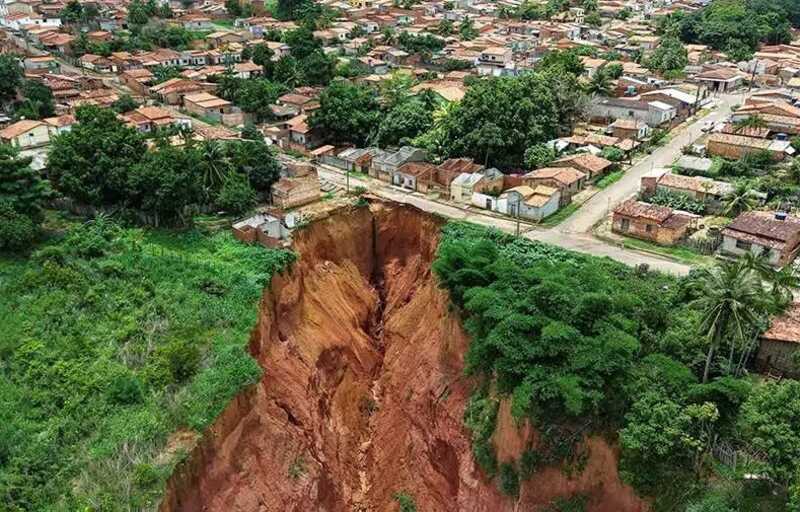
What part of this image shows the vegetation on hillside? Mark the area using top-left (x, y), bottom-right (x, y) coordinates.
top-left (0, 216), bottom-right (294, 510)
top-left (434, 221), bottom-right (799, 510)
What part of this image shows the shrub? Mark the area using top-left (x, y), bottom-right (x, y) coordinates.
top-left (499, 461), bottom-right (520, 496)
top-left (216, 172), bottom-right (256, 215)
top-left (393, 491), bottom-right (417, 512)
top-left (647, 189), bottom-right (705, 215)
top-left (0, 200), bottom-right (37, 251)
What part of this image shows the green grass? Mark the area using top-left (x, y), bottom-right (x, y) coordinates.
top-left (540, 202), bottom-right (580, 227)
top-left (0, 217), bottom-right (294, 510)
top-left (621, 237), bottom-right (713, 265)
top-left (595, 170), bottom-right (624, 189)
top-left (212, 19), bottom-right (235, 28)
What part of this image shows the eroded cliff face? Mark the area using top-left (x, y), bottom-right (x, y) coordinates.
top-left (160, 203), bottom-right (648, 512)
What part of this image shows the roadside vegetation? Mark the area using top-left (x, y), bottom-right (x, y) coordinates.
top-left (434, 221), bottom-right (800, 511)
top-left (0, 215), bottom-right (294, 509)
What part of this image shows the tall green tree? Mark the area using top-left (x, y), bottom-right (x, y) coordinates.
top-left (689, 261), bottom-right (765, 382)
top-left (0, 55), bottom-right (22, 105)
top-left (48, 106), bottom-right (147, 206)
top-left (310, 81), bottom-right (381, 146)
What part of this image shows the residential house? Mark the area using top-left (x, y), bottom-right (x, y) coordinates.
top-left (756, 302), bottom-right (800, 378)
top-left (285, 115), bottom-right (322, 153)
top-left (498, 185), bottom-right (561, 221)
top-left (450, 172), bottom-right (484, 203)
top-left (183, 92), bottom-right (233, 119)
top-left (706, 133), bottom-right (794, 161)
top-left (589, 97), bottom-right (676, 127)
top-left (271, 172), bottom-right (321, 209)
top-left (522, 166), bottom-right (587, 205)
top-left (612, 199), bottom-right (697, 246)
top-left (640, 170), bottom-right (733, 214)
top-left (477, 46), bottom-right (514, 76)
top-left (721, 211), bottom-right (800, 267)
top-left (641, 88), bottom-right (700, 119)
top-left (609, 119), bottom-right (651, 141)
top-left (694, 67), bottom-right (743, 93)
top-left (43, 114), bottom-right (75, 136)
top-left (120, 68), bottom-right (155, 95)
top-left (435, 157), bottom-right (484, 187)
top-left (371, 146), bottom-right (427, 181)
top-left (552, 153), bottom-right (613, 180)
top-left (232, 212), bottom-right (292, 248)
top-left (23, 56), bottom-right (58, 73)
top-left (0, 120), bottom-right (50, 149)
top-left (150, 78), bottom-right (208, 105)
top-left (393, 161), bottom-right (437, 191)
top-left (121, 106), bottom-right (191, 133)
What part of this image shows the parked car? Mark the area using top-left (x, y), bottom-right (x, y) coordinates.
top-left (701, 120), bottom-right (715, 132)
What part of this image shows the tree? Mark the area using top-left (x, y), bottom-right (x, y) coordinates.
top-left (48, 106), bottom-right (147, 206)
top-left (225, 139), bottom-right (281, 193)
top-left (721, 183), bottom-right (757, 217)
top-left (586, 70), bottom-right (613, 96)
top-left (0, 55), bottom-right (22, 105)
top-left (216, 172), bottom-right (256, 214)
top-left (111, 94), bottom-right (140, 113)
top-left (15, 80), bottom-right (55, 120)
top-left (732, 115), bottom-right (767, 134)
top-left (127, 0), bottom-right (151, 28)
top-left (645, 36), bottom-right (688, 75)
top-left (738, 380), bottom-right (800, 484)
top-left (225, 0), bottom-right (243, 16)
top-left (523, 143), bottom-right (555, 169)
top-left (603, 62), bottom-right (623, 79)
top-left (689, 261), bottom-right (765, 382)
top-left (536, 50), bottom-right (585, 76)
top-left (428, 71), bottom-right (583, 168)
top-left (374, 98), bottom-right (435, 147)
top-left (436, 19), bottom-right (454, 36)
top-left (310, 81), bottom-right (381, 146)
top-left (0, 144), bottom-right (50, 250)
top-left (459, 18), bottom-right (478, 40)
top-left (0, 144), bottom-right (49, 223)
top-left (379, 71), bottom-right (415, 109)
top-left (152, 64), bottom-right (182, 84)
top-left (233, 79), bottom-right (286, 122)
top-left (251, 43), bottom-right (276, 77)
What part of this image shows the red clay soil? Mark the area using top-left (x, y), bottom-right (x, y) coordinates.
top-left (159, 202), bottom-right (649, 512)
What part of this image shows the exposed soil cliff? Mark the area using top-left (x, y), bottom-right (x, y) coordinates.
top-left (160, 203), bottom-right (648, 512)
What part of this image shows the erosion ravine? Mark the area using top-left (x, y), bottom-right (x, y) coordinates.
top-left (159, 202), bottom-right (648, 512)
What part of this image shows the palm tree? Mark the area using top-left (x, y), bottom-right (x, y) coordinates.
top-left (770, 264), bottom-right (799, 308)
top-left (733, 115), bottom-right (767, 134)
top-left (691, 261), bottom-right (765, 382)
top-left (722, 183), bottom-right (758, 217)
top-left (586, 71), bottom-right (613, 97)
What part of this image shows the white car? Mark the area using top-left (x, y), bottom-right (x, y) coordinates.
top-left (700, 120), bottom-right (715, 132)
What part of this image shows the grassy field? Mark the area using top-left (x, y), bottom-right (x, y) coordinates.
top-left (621, 237), bottom-right (714, 266)
top-left (0, 215), bottom-right (293, 510)
top-left (539, 203), bottom-right (580, 227)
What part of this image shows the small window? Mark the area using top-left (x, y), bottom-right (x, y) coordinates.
top-left (620, 218), bottom-right (630, 232)
top-left (646, 224), bottom-right (653, 233)
top-left (735, 239), bottom-right (751, 251)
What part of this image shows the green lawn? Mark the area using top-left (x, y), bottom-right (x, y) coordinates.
top-left (0, 217), bottom-right (293, 510)
top-left (212, 19), bottom-right (235, 28)
top-left (539, 202), bottom-right (580, 227)
top-left (621, 237), bottom-right (713, 266)
top-left (595, 170), bottom-right (624, 189)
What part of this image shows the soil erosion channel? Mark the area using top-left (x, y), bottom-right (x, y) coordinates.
top-left (160, 203), bottom-right (646, 512)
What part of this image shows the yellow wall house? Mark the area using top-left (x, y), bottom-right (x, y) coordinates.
top-left (0, 120), bottom-right (51, 149)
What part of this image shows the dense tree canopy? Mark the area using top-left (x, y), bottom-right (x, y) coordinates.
top-left (424, 70), bottom-right (584, 168)
top-left (47, 106), bottom-right (281, 224)
top-left (0, 144), bottom-right (50, 250)
top-left (310, 80), bottom-right (381, 146)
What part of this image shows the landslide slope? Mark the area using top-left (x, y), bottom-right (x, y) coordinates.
top-left (161, 203), bottom-right (645, 512)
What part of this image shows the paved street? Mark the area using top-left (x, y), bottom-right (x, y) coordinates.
top-left (315, 96), bottom-right (746, 276)
top-left (556, 93), bottom-right (741, 235)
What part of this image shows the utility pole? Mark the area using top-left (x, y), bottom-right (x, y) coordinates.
top-left (346, 167), bottom-right (350, 194)
top-left (515, 200), bottom-right (521, 236)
